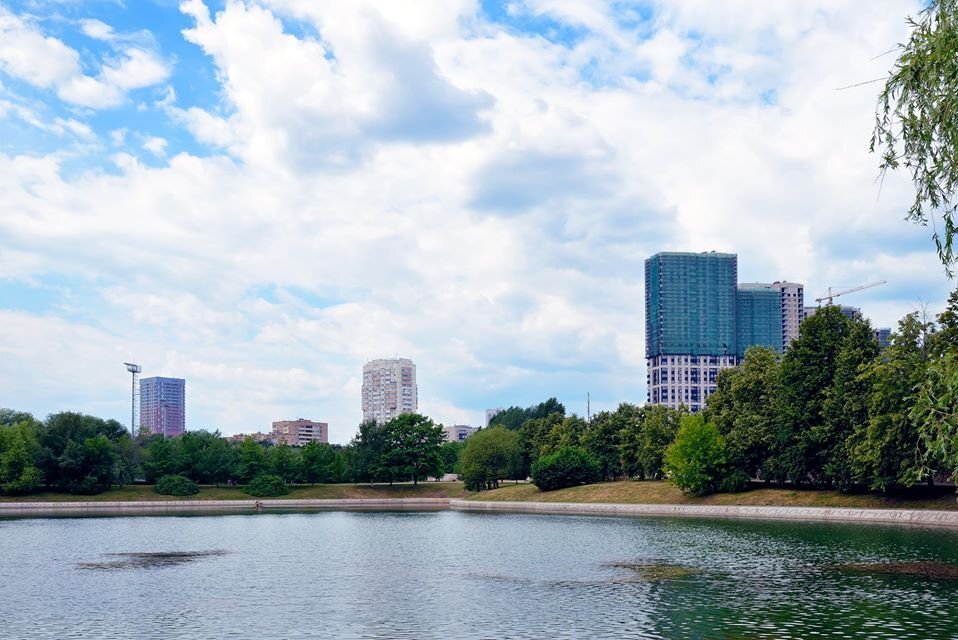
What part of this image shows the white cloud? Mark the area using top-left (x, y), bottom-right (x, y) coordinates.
top-left (141, 135), bottom-right (168, 156)
top-left (0, 8), bottom-right (170, 109)
top-left (0, 0), bottom-right (950, 439)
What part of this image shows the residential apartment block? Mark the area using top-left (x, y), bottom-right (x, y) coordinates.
top-left (361, 358), bottom-right (418, 423)
top-left (443, 425), bottom-right (477, 442)
top-left (645, 252), bottom-right (803, 413)
top-left (140, 376), bottom-right (186, 437)
top-left (271, 419), bottom-right (329, 446)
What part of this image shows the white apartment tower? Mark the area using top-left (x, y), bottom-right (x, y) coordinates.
top-left (362, 358), bottom-right (418, 423)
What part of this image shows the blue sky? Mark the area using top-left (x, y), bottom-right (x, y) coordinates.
top-left (0, 0), bottom-right (948, 442)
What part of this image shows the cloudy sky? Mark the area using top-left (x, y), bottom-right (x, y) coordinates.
top-left (0, 0), bottom-right (949, 442)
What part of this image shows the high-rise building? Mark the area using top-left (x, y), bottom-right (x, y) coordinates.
top-left (140, 376), bottom-right (186, 437)
top-left (271, 419), bottom-right (328, 446)
top-left (735, 286), bottom-right (783, 358)
top-left (646, 252), bottom-right (804, 412)
top-left (362, 358), bottom-right (418, 423)
top-left (645, 252), bottom-right (738, 412)
top-left (741, 281), bottom-right (804, 351)
top-left (485, 407), bottom-right (504, 427)
top-left (874, 327), bottom-right (892, 348)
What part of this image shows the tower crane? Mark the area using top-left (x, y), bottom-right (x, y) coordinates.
top-left (815, 280), bottom-right (887, 305)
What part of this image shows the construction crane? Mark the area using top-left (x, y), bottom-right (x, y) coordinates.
top-left (815, 280), bottom-right (887, 305)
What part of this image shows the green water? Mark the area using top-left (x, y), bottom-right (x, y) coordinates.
top-left (1, 511), bottom-right (956, 639)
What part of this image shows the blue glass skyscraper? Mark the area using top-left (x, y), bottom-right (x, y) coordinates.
top-left (645, 252), bottom-right (797, 412)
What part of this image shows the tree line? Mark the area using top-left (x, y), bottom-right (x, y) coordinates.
top-left (0, 409), bottom-right (451, 495)
top-left (4, 288), bottom-right (958, 497)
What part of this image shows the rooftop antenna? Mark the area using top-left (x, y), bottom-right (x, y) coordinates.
top-left (124, 362), bottom-right (141, 438)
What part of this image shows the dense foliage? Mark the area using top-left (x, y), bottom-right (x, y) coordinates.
top-left (5, 286), bottom-right (958, 499)
top-left (459, 427), bottom-right (520, 491)
top-left (531, 446), bottom-right (601, 491)
top-left (154, 474), bottom-right (199, 496)
top-left (243, 474), bottom-right (290, 497)
top-left (664, 415), bottom-right (745, 496)
top-left (874, 0), bottom-right (958, 273)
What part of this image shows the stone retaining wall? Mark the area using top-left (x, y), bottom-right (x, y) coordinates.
top-left (0, 497), bottom-right (450, 516)
top-left (448, 499), bottom-right (958, 528)
top-left (3, 497), bottom-right (958, 528)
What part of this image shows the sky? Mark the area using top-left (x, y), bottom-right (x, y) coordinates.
top-left (0, 0), bottom-right (950, 443)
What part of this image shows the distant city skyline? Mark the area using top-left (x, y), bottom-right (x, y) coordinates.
top-left (0, 0), bottom-right (949, 443)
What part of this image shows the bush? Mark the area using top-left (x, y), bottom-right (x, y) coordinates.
top-left (531, 446), bottom-right (601, 491)
top-left (243, 473), bottom-right (289, 497)
top-left (664, 415), bottom-right (734, 496)
top-left (154, 474), bottom-right (199, 496)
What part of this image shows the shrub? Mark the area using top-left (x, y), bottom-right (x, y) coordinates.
top-left (243, 473), bottom-right (289, 497)
top-left (155, 474), bottom-right (199, 496)
top-left (664, 414), bottom-right (733, 496)
top-left (531, 446), bottom-right (601, 491)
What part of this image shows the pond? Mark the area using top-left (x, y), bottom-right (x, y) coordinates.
top-left (1, 510), bottom-right (956, 639)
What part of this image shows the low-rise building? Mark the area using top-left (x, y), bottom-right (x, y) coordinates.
top-left (272, 419), bottom-right (329, 446)
top-left (443, 425), bottom-right (477, 443)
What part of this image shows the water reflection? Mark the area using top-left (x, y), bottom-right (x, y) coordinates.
top-left (0, 511), bottom-right (956, 639)
top-left (78, 550), bottom-right (228, 570)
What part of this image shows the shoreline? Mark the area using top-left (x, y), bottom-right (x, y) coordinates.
top-left (3, 497), bottom-right (958, 528)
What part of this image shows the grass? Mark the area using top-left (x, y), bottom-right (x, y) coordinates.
top-left (4, 480), bottom-right (955, 510)
top-left (466, 480), bottom-right (958, 510)
top-left (0, 482), bottom-right (470, 502)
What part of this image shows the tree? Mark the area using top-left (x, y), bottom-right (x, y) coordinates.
top-left (706, 347), bottom-right (780, 481)
top-left (663, 414), bottom-right (737, 497)
top-left (440, 441), bottom-right (464, 476)
top-left (268, 444), bottom-right (298, 484)
top-left (350, 420), bottom-right (386, 484)
top-left (582, 407), bottom-right (628, 481)
top-left (378, 414), bottom-right (445, 485)
top-left (488, 398), bottom-right (566, 430)
top-left (58, 435), bottom-right (117, 494)
top-left (142, 435), bottom-right (183, 482)
top-left (855, 313), bottom-right (935, 491)
top-left (768, 306), bottom-right (850, 483)
top-left (817, 318), bottom-right (881, 490)
top-left (236, 437), bottom-right (269, 483)
top-left (517, 412), bottom-right (564, 477)
top-left (299, 442), bottom-right (337, 484)
top-left (873, 0), bottom-right (958, 274)
top-left (541, 415), bottom-right (587, 458)
top-left (530, 446), bottom-right (600, 491)
top-left (459, 427), bottom-right (520, 491)
top-left (0, 422), bottom-right (43, 495)
top-left (912, 351), bottom-right (958, 485)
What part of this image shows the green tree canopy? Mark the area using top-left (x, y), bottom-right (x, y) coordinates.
top-left (874, 0), bottom-right (958, 273)
top-left (459, 427), bottom-right (521, 491)
top-left (378, 413), bottom-right (446, 485)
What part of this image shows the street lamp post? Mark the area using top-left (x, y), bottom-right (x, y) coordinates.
top-left (123, 362), bottom-right (141, 438)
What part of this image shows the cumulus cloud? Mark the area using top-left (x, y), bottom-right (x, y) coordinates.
top-left (0, 0), bottom-right (948, 440)
top-left (0, 8), bottom-right (170, 108)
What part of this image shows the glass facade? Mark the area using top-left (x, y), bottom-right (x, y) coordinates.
top-left (735, 287), bottom-right (784, 358)
top-left (645, 252), bottom-right (738, 357)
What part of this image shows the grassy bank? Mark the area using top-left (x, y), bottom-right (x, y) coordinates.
top-left (467, 481), bottom-right (958, 511)
top-left (0, 482), bottom-right (469, 502)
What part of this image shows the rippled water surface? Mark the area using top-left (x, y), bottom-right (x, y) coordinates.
top-left (2, 510), bottom-right (957, 639)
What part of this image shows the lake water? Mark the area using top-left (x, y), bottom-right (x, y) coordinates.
top-left (1, 510), bottom-right (957, 639)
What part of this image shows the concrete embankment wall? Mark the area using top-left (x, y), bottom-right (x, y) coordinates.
top-left (448, 499), bottom-right (958, 528)
top-left (0, 497), bottom-right (450, 516)
top-left (3, 497), bottom-right (958, 528)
